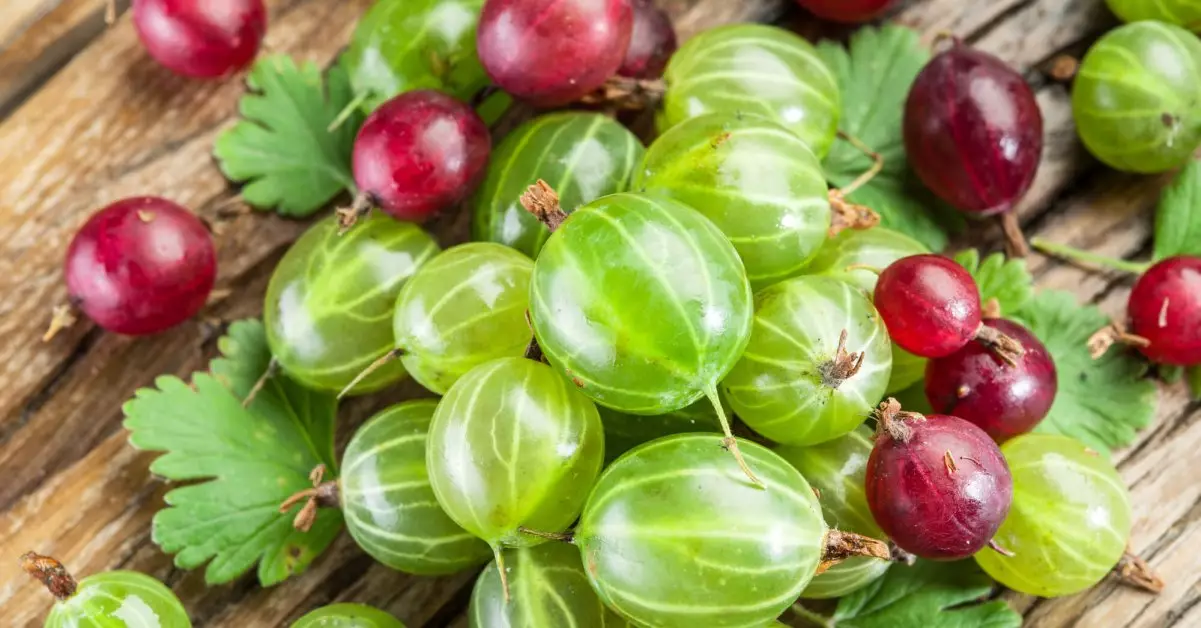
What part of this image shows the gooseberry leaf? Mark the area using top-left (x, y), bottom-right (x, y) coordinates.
top-left (1011, 290), bottom-right (1156, 454)
top-left (1153, 157), bottom-right (1201, 259)
top-left (818, 25), bottom-right (958, 252)
top-left (954, 249), bottom-right (1034, 316)
top-left (829, 560), bottom-right (1020, 627)
top-left (214, 55), bottom-right (361, 217)
top-left (123, 319), bottom-right (342, 586)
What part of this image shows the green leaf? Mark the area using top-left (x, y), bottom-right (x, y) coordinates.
top-left (1188, 366), bottom-right (1201, 400)
top-left (1012, 290), bottom-right (1156, 454)
top-left (829, 560), bottom-right (1020, 628)
top-left (1153, 157), bottom-right (1201, 259)
top-left (123, 320), bottom-right (342, 586)
top-left (214, 55), bottom-right (360, 217)
top-left (818, 25), bottom-right (958, 251)
top-left (954, 249), bottom-right (1034, 316)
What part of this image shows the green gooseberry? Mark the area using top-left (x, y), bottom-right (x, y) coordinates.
top-left (777, 427), bottom-right (891, 599)
top-left (426, 357), bottom-right (605, 577)
top-left (264, 212), bottom-right (438, 395)
top-left (472, 112), bottom-right (644, 259)
top-left (469, 542), bottom-right (633, 627)
top-left (341, 0), bottom-right (489, 112)
top-left (660, 24), bottom-right (841, 158)
top-left (292, 603), bottom-right (404, 628)
top-left (1106, 0), bottom-right (1201, 32)
top-left (340, 400), bottom-right (492, 575)
top-left (598, 399), bottom-right (722, 465)
top-left (389, 242), bottom-right (533, 395)
top-left (575, 434), bottom-right (888, 628)
top-left (21, 552), bottom-right (191, 628)
top-left (529, 191), bottom-right (757, 479)
top-left (1072, 21), bottom-right (1201, 173)
top-left (636, 113), bottom-right (831, 290)
top-left (722, 276), bottom-right (892, 446)
top-left (975, 434), bottom-right (1132, 597)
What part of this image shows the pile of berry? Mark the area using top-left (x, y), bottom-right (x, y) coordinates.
top-left (24, 0), bottom-right (1201, 626)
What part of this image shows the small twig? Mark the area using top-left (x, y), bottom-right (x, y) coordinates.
top-left (835, 130), bottom-right (885, 197)
top-left (1115, 546), bottom-right (1164, 593)
top-left (20, 552), bottom-right (77, 601)
top-left (818, 529), bottom-right (891, 573)
top-left (817, 329), bottom-right (864, 389)
top-left (278, 464), bottom-right (340, 532)
top-left (578, 76), bottom-right (666, 111)
top-left (999, 212), bottom-right (1030, 258)
top-left (874, 398), bottom-right (925, 443)
top-left (987, 539), bottom-right (1015, 557)
top-left (828, 189), bottom-right (881, 237)
top-left (338, 348), bottom-right (403, 399)
top-left (1048, 55), bottom-right (1079, 82)
top-left (518, 527), bottom-right (574, 543)
top-left (974, 323), bottom-right (1026, 366)
top-left (243, 358), bottom-right (279, 408)
top-left (42, 304), bottom-right (79, 342)
top-left (519, 180), bottom-right (568, 232)
top-left (336, 192), bottom-right (376, 234)
top-left (104, 0), bottom-right (117, 25)
top-left (1087, 321), bottom-right (1150, 359)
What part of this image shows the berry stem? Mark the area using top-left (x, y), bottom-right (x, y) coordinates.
top-left (1115, 546), bottom-right (1164, 593)
top-left (327, 92), bottom-right (369, 132)
top-left (105, 0), bottom-right (117, 26)
top-left (242, 357), bottom-right (279, 408)
top-left (20, 552), bottom-right (77, 601)
top-left (335, 192), bottom-right (376, 234)
top-left (1031, 238), bottom-right (1151, 275)
top-left (493, 545), bottom-right (511, 603)
top-left (834, 130), bottom-right (884, 197)
top-left (1087, 321), bottom-right (1150, 359)
top-left (42, 303), bottom-right (79, 342)
top-left (987, 539), bottom-right (1015, 557)
top-left (579, 75), bottom-right (666, 110)
top-left (873, 397), bottom-right (925, 443)
top-left (338, 348), bottom-right (404, 399)
top-left (703, 386), bottom-right (764, 489)
top-left (817, 329), bottom-right (864, 389)
top-left (973, 323), bottom-right (1026, 366)
top-left (518, 527), bottom-right (574, 543)
top-left (818, 529), bottom-right (892, 573)
top-left (279, 464), bottom-right (340, 533)
top-left (827, 191), bottom-right (881, 237)
top-left (999, 212), bottom-right (1030, 258)
top-left (519, 180), bottom-right (569, 232)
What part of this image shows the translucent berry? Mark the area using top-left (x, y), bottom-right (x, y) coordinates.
top-left (132, 0), bottom-right (267, 79)
top-left (926, 318), bottom-right (1057, 442)
top-left (63, 197), bottom-right (216, 336)
top-left (618, 0), bottom-right (677, 79)
top-left (1128, 256), bottom-right (1201, 366)
top-left (796, 0), bottom-right (895, 23)
top-left (866, 399), bottom-right (1013, 560)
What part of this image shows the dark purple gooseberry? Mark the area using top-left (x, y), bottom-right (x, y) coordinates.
top-left (903, 39), bottom-right (1043, 217)
top-left (866, 400), bottom-right (1013, 560)
top-left (618, 0), bottom-right (677, 79)
top-left (1128, 256), bottom-right (1201, 366)
top-left (795, 0), bottom-right (896, 23)
top-left (477, 0), bottom-right (634, 107)
top-left (352, 90), bottom-right (491, 223)
top-left (925, 318), bottom-right (1058, 443)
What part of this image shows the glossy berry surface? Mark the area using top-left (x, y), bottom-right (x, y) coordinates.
top-left (132, 0), bottom-right (266, 79)
top-left (292, 603), bottom-right (404, 628)
top-left (393, 243), bottom-right (533, 395)
top-left (661, 24), bottom-right (841, 158)
top-left (926, 318), bottom-right (1057, 442)
top-left (802, 227), bottom-right (929, 294)
top-left (1107, 0), bottom-right (1201, 32)
top-left (476, 0), bottom-right (633, 107)
top-left (45, 569), bottom-right (190, 628)
top-left (636, 113), bottom-right (832, 289)
top-left (777, 427), bottom-right (890, 599)
top-left (575, 434), bottom-right (825, 628)
top-left (975, 434), bottom-right (1131, 597)
top-left (341, 401), bottom-right (492, 575)
top-left (472, 112), bottom-right (643, 258)
top-left (904, 40), bottom-right (1043, 215)
top-left (874, 255), bottom-right (982, 358)
top-left (1128, 256), bottom-right (1201, 366)
top-left (65, 197), bottom-right (215, 336)
top-left (796, 0), bottom-right (895, 23)
top-left (866, 409), bottom-right (1013, 560)
top-left (264, 212), bottom-right (438, 395)
top-left (353, 90), bottom-right (491, 222)
top-left (1072, 22), bottom-right (1201, 173)
top-left (618, 0), bottom-right (677, 79)
top-left (469, 543), bottom-right (631, 627)
top-left (426, 357), bottom-right (604, 551)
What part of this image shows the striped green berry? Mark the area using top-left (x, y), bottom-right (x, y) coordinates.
top-left (21, 553), bottom-right (190, 628)
top-left (575, 435), bottom-right (825, 628)
top-left (472, 112), bottom-right (644, 258)
top-left (636, 114), bottom-right (831, 290)
top-left (1107, 0), bottom-right (1201, 32)
top-left (264, 212), bottom-right (438, 395)
top-left (660, 24), bottom-right (841, 158)
top-left (392, 243), bottom-right (533, 395)
top-left (292, 603), bottom-right (404, 628)
top-left (1072, 21), bottom-right (1201, 173)
top-left (469, 542), bottom-right (633, 628)
top-left (723, 276), bottom-right (892, 446)
top-left (342, 0), bottom-right (488, 112)
top-left (426, 357), bottom-right (604, 556)
top-left (777, 427), bottom-right (890, 599)
top-left (341, 400), bottom-right (492, 575)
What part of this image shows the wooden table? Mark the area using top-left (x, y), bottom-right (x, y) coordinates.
top-left (0, 0), bottom-right (1196, 626)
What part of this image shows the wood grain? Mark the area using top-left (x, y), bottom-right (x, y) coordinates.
top-left (1, 0), bottom-right (1198, 626)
